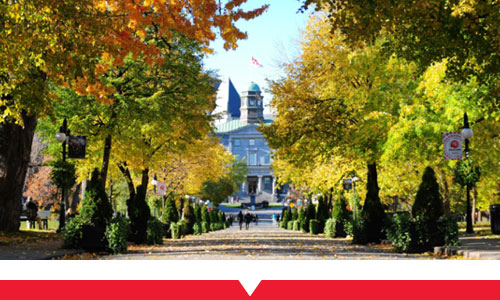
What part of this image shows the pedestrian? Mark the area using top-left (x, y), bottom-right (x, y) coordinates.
top-left (254, 214), bottom-right (258, 226)
top-left (277, 214), bottom-right (280, 222)
top-left (228, 214), bottom-right (234, 227)
top-left (244, 211), bottom-right (252, 230)
top-left (237, 211), bottom-right (244, 230)
top-left (26, 198), bottom-right (38, 229)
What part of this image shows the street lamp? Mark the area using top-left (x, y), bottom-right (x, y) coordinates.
top-left (56, 118), bottom-right (69, 232)
top-left (462, 113), bottom-right (474, 234)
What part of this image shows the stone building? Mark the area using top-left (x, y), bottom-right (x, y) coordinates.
top-left (214, 78), bottom-right (287, 202)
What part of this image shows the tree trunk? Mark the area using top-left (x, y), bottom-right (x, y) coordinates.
top-left (438, 170), bottom-right (451, 214)
top-left (472, 187), bottom-right (477, 225)
top-left (118, 163), bottom-right (136, 199)
top-left (100, 134), bottom-right (112, 186)
top-left (0, 113), bottom-right (37, 231)
top-left (70, 182), bottom-right (82, 213)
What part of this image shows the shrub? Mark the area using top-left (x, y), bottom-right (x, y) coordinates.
top-left (413, 166), bottom-right (443, 221)
top-left (316, 195), bottom-right (330, 232)
top-left (146, 218), bottom-right (164, 245)
top-left (80, 169), bottom-right (113, 227)
top-left (324, 219), bottom-right (335, 238)
top-left (201, 221), bottom-right (209, 233)
top-left (194, 203), bottom-right (202, 223)
top-left (332, 192), bottom-right (350, 238)
top-left (105, 215), bottom-right (131, 254)
top-left (63, 216), bottom-right (84, 249)
top-left (349, 192), bottom-right (362, 220)
top-left (356, 163), bottom-right (386, 244)
top-left (209, 209), bottom-right (218, 224)
top-left (162, 197), bottom-right (179, 223)
top-left (281, 208), bottom-right (290, 228)
top-left (441, 215), bottom-right (459, 246)
top-left (193, 222), bottom-right (202, 235)
top-left (345, 219), bottom-right (354, 236)
top-left (183, 203), bottom-right (195, 235)
top-left (126, 184), bottom-right (151, 244)
top-left (287, 220), bottom-right (294, 230)
top-left (293, 220), bottom-right (300, 231)
top-left (386, 213), bottom-right (413, 253)
top-left (170, 222), bottom-right (180, 239)
top-left (177, 220), bottom-right (188, 237)
top-left (291, 208), bottom-right (298, 221)
top-left (386, 213), bottom-right (458, 253)
top-left (201, 206), bottom-right (210, 229)
top-left (309, 219), bottom-right (320, 235)
top-left (352, 217), bottom-right (368, 245)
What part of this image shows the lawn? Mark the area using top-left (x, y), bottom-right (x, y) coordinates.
top-left (457, 221), bottom-right (500, 237)
top-left (19, 219), bottom-right (59, 231)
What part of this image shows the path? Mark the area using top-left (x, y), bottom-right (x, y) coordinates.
top-left (102, 207), bottom-right (437, 260)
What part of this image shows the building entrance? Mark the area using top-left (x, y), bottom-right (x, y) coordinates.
top-left (247, 177), bottom-right (258, 194)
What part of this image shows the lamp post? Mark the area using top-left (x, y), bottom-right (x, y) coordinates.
top-left (55, 118), bottom-right (69, 232)
top-left (462, 113), bottom-right (474, 234)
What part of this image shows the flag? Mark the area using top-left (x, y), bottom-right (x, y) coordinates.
top-left (251, 57), bottom-right (263, 68)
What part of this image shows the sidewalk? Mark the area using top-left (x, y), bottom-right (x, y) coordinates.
top-left (435, 236), bottom-right (500, 259)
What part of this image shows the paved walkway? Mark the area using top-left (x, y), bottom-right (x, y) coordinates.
top-left (102, 217), bottom-right (437, 260)
top-left (435, 236), bottom-right (500, 259)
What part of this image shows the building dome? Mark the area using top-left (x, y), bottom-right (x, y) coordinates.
top-left (248, 82), bottom-right (261, 92)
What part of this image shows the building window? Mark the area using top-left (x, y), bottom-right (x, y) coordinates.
top-left (233, 139), bottom-right (240, 146)
top-left (249, 139), bottom-right (255, 146)
top-left (264, 154), bottom-right (270, 165)
top-left (264, 177), bottom-right (272, 190)
top-left (248, 152), bottom-right (257, 165)
top-left (249, 99), bottom-right (255, 106)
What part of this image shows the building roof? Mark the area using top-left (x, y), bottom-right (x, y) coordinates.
top-left (215, 119), bottom-right (273, 134)
top-left (213, 78), bottom-right (241, 119)
top-left (248, 81), bottom-right (261, 92)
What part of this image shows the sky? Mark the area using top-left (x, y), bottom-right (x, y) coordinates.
top-left (203, 1), bottom-right (313, 113)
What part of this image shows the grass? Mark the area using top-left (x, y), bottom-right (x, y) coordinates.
top-left (269, 203), bottom-right (284, 207)
top-left (457, 221), bottom-right (500, 238)
top-left (220, 203), bottom-right (242, 208)
top-left (19, 219), bottom-right (59, 231)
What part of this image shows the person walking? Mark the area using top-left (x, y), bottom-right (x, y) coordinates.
top-left (244, 211), bottom-right (252, 230)
top-left (254, 214), bottom-right (258, 226)
top-left (237, 211), bottom-right (244, 230)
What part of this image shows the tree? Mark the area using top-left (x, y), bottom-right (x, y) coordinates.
top-left (261, 16), bottom-right (415, 241)
top-left (332, 192), bottom-right (350, 237)
top-left (0, 0), bottom-right (268, 232)
top-left (413, 167), bottom-right (444, 222)
top-left (316, 195), bottom-right (329, 232)
top-left (162, 196), bottom-right (179, 224)
top-left (183, 202), bottom-right (195, 235)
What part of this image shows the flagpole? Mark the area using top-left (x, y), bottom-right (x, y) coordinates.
top-left (250, 57), bottom-right (254, 83)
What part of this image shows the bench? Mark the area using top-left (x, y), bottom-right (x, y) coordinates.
top-left (37, 210), bottom-right (51, 230)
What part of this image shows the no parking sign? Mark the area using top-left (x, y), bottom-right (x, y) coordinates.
top-left (442, 132), bottom-right (463, 160)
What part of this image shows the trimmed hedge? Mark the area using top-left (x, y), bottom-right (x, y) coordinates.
top-left (293, 220), bottom-right (300, 231)
top-left (309, 219), bottom-right (320, 235)
top-left (324, 218), bottom-right (335, 238)
top-left (201, 221), bottom-right (209, 233)
top-left (386, 213), bottom-right (459, 253)
top-left (146, 218), bottom-right (164, 245)
top-left (287, 220), bottom-right (294, 230)
top-left (105, 215), bottom-right (131, 254)
top-left (193, 222), bottom-right (202, 235)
